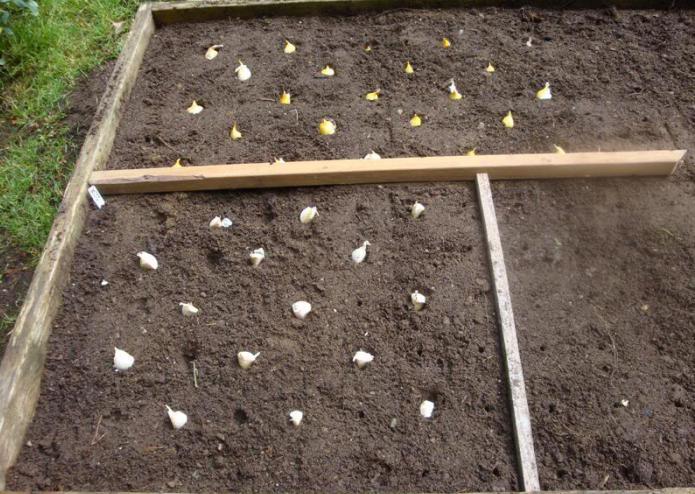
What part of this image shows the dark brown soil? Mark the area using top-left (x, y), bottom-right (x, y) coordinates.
top-left (6, 6), bottom-right (695, 492)
top-left (0, 245), bottom-right (32, 352)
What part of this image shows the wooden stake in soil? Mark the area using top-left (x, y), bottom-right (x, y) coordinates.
top-left (90, 150), bottom-right (686, 194)
top-left (475, 173), bottom-right (540, 492)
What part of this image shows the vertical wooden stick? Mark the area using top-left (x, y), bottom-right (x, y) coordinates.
top-left (476, 173), bottom-right (540, 492)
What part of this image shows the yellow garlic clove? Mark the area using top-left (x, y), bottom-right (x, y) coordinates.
top-left (284, 39), bottom-right (296, 54)
top-left (300, 206), bottom-right (318, 223)
top-left (137, 251), bottom-right (158, 270)
top-left (441, 37), bottom-right (451, 48)
top-left (172, 158), bottom-right (183, 168)
top-left (365, 89), bottom-right (380, 101)
top-left (410, 114), bottom-right (422, 127)
top-left (466, 148), bottom-right (477, 156)
top-left (448, 80), bottom-right (462, 100)
top-left (502, 111), bottom-right (514, 128)
top-left (237, 351), bottom-right (260, 369)
top-left (279, 90), bottom-right (291, 105)
top-left (404, 61), bottom-right (414, 74)
top-left (364, 44), bottom-right (372, 52)
top-left (205, 44), bottom-right (223, 60)
top-left (318, 118), bottom-right (336, 135)
top-left (554, 144), bottom-right (566, 154)
top-left (166, 405), bottom-right (188, 430)
top-left (320, 65), bottom-right (335, 77)
top-left (485, 62), bottom-right (496, 73)
top-left (271, 157), bottom-right (286, 165)
top-left (180, 302), bottom-right (200, 316)
top-left (351, 241), bottom-right (370, 264)
top-left (114, 348), bottom-right (134, 371)
top-left (230, 122), bottom-right (242, 140)
top-left (536, 81), bottom-right (552, 100)
top-left (187, 100), bottom-right (203, 114)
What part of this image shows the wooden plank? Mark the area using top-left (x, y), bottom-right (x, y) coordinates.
top-left (0, 5), bottom-right (155, 489)
top-left (150, 0), bottom-right (687, 25)
top-left (90, 150), bottom-right (686, 195)
top-left (476, 173), bottom-right (539, 492)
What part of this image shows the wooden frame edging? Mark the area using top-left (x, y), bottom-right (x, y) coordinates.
top-left (0, 4), bottom-right (155, 488)
top-left (89, 150), bottom-right (686, 195)
top-left (476, 173), bottom-right (539, 492)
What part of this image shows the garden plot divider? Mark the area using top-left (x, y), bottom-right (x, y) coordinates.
top-left (0, 1), bottom-right (690, 493)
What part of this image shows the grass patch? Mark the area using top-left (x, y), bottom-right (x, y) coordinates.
top-left (0, 0), bottom-right (139, 258)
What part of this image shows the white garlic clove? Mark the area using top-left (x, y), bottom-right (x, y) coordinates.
top-left (209, 216), bottom-right (222, 228)
top-left (420, 400), bottom-right (435, 419)
top-left (289, 410), bottom-right (304, 426)
top-left (351, 240), bottom-right (371, 264)
top-left (411, 201), bottom-right (426, 219)
top-left (166, 405), bottom-right (188, 429)
top-left (137, 251), bottom-right (158, 270)
top-left (100, 280), bottom-right (109, 287)
top-left (221, 218), bottom-right (233, 228)
top-left (363, 150), bottom-right (381, 160)
top-left (300, 206), bottom-right (318, 224)
top-left (411, 290), bottom-right (427, 311)
top-left (205, 44), bottom-right (223, 60)
top-left (352, 350), bottom-right (374, 369)
top-left (249, 248), bottom-right (265, 267)
top-left (114, 347), bottom-right (134, 371)
top-left (180, 302), bottom-right (200, 316)
top-left (292, 301), bottom-right (312, 319)
top-left (237, 351), bottom-right (260, 369)
top-left (235, 61), bottom-right (251, 81)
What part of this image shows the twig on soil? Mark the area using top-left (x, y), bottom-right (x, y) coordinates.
top-left (599, 474), bottom-right (610, 488)
top-left (258, 97), bottom-right (275, 102)
top-left (90, 414), bottom-right (107, 446)
top-left (192, 361), bottom-right (199, 388)
top-left (154, 135), bottom-right (186, 159)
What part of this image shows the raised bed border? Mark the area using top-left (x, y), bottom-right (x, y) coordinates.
top-left (0, 0), bottom-right (690, 492)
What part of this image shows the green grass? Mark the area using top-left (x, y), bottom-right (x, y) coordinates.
top-left (0, 0), bottom-right (140, 258)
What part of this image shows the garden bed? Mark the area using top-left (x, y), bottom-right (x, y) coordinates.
top-left (4, 3), bottom-right (695, 493)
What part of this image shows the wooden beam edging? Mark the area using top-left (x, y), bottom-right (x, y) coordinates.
top-left (90, 150), bottom-right (686, 195)
top-left (0, 4), bottom-right (155, 489)
top-left (476, 173), bottom-right (540, 492)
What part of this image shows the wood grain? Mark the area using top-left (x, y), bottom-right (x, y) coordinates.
top-left (91, 150), bottom-right (686, 194)
top-left (0, 5), bottom-right (155, 489)
top-left (476, 173), bottom-right (539, 492)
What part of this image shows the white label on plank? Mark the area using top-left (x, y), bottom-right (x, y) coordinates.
top-left (88, 185), bottom-right (106, 209)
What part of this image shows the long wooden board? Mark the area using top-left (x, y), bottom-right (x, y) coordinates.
top-left (90, 150), bottom-right (686, 194)
top-left (0, 5), bottom-right (155, 489)
top-left (476, 173), bottom-right (539, 492)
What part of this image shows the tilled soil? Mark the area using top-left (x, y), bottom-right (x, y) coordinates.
top-left (6, 5), bottom-right (695, 492)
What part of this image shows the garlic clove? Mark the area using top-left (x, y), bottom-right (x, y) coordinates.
top-left (404, 61), bottom-right (414, 74)
top-left (271, 157), bottom-right (286, 165)
top-left (292, 301), bottom-right (312, 319)
top-left (172, 158), bottom-right (183, 168)
top-left (502, 111), bottom-right (514, 129)
top-left (230, 122), bottom-right (243, 140)
top-left (363, 150), bottom-right (381, 160)
top-left (351, 240), bottom-right (371, 264)
top-left (526, 37), bottom-right (533, 47)
top-left (554, 144), bottom-right (566, 154)
top-left (365, 89), bottom-right (380, 101)
top-left (166, 405), bottom-right (188, 429)
top-left (237, 351), bottom-right (260, 369)
top-left (180, 302), bottom-right (200, 316)
top-left (289, 410), bottom-right (303, 426)
top-left (441, 37), bottom-right (451, 48)
top-left (300, 206), bottom-right (318, 224)
top-left (410, 114), bottom-right (422, 127)
top-left (235, 60), bottom-right (251, 81)
top-left (352, 350), bottom-right (374, 369)
top-left (411, 201), bottom-right (425, 219)
top-left (320, 65), bottom-right (335, 77)
top-left (284, 39), bottom-right (296, 54)
top-left (221, 218), bottom-right (233, 228)
top-left (187, 100), bottom-right (203, 114)
top-left (205, 44), bottom-right (223, 60)
top-left (485, 62), bottom-right (496, 73)
top-left (448, 80), bottom-right (462, 100)
top-left (536, 82), bottom-right (552, 100)
top-left (137, 251), bottom-right (158, 270)
top-left (466, 148), bottom-right (477, 156)
top-left (364, 44), bottom-right (372, 52)
top-left (114, 347), bottom-right (134, 371)
top-left (249, 247), bottom-right (265, 267)
top-left (420, 400), bottom-right (435, 419)
top-left (411, 290), bottom-right (427, 311)
top-left (279, 90), bottom-right (291, 105)
top-left (101, 279), bottom-right (109, 287)
top-left (209, 216), bottom-right (223, 228)
top-left (318, 118), bottom-right (336, 135)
